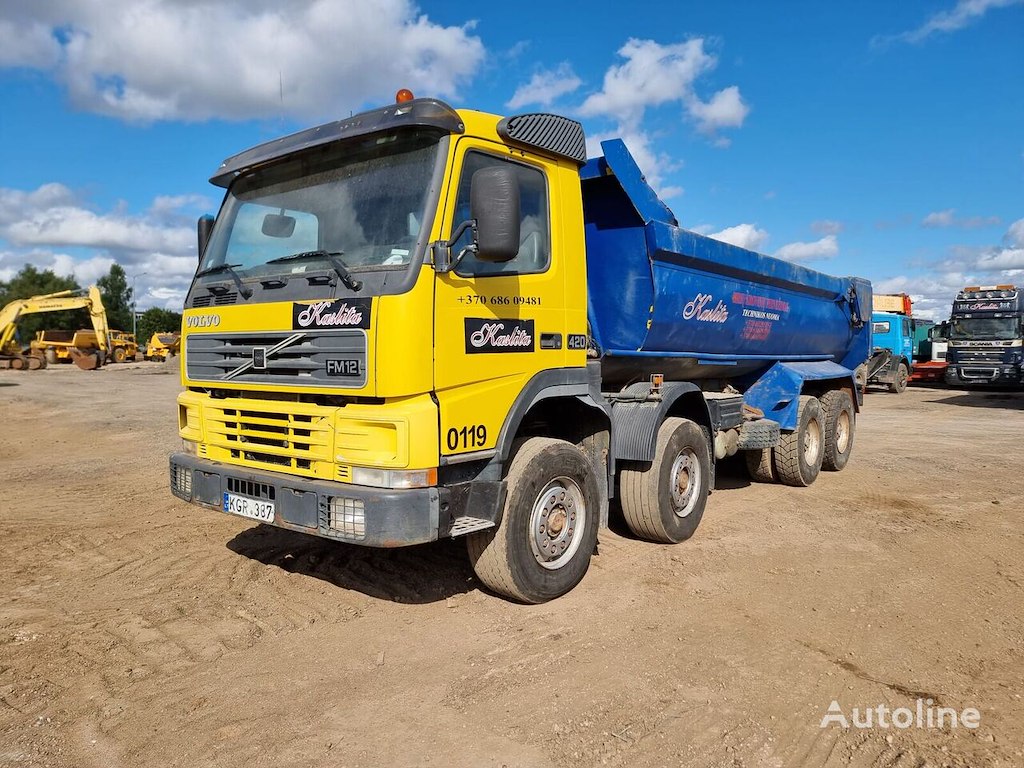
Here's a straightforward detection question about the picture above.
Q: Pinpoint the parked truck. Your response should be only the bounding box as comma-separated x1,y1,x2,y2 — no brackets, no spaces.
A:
144,332,181,361
32,328,138,364
169,94,872,602
946,285,1024,387
912,320,950,383
867,310,914,393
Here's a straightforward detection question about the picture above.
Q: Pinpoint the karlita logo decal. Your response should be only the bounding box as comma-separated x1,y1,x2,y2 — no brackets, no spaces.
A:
292,298,371,330
465,318,535,353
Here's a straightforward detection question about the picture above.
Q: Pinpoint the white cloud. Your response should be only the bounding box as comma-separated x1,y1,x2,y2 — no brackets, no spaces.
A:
578,37,748,198
0,18,61,68
811,219,844,235
922,208,1001,228
774,235,839,262
709,223,768,252
578,38,749,141
874,0,1023,46
0,0,485,122
686,86,750,136
579,38,716,128
876,218,1024,319
507,63,582,110
0,184,201,310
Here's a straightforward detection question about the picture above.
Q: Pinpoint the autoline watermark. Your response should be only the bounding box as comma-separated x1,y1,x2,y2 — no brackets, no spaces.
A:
820,699,981,730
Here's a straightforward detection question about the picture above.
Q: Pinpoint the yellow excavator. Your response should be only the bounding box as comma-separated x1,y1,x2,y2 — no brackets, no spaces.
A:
0,286,111,370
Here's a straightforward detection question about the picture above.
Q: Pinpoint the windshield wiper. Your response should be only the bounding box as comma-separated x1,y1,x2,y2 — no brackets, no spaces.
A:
266,250,363,291
195,262,253,298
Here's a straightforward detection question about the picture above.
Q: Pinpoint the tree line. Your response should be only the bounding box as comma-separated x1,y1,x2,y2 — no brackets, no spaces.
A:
0,264,182,347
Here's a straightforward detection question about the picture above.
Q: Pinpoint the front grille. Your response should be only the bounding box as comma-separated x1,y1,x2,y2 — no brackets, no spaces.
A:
204,399,333,476
186,330,367,388
955,350,1004,363
960,367,998,379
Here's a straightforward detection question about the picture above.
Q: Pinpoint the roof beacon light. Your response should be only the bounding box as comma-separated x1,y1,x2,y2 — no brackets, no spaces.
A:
396,89,414,103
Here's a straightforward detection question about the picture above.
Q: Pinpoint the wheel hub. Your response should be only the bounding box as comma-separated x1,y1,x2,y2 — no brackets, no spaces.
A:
530,477,586,570
669,449,700,518
803,418,822,465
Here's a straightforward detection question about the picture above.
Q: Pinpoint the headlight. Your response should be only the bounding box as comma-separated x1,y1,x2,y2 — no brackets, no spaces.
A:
350,466,438,489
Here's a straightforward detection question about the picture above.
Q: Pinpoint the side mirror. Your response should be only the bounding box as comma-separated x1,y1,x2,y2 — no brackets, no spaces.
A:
471,166,520,262
197,214,215,262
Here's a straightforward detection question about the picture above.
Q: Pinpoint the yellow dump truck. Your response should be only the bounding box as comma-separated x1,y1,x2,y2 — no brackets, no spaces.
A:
144,332,181,361
170,93,870,602
32,328,137,363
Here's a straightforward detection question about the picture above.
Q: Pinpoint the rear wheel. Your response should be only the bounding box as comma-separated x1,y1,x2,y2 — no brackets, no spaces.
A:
820,390,855,471
773,396,824,487
889,362,909,393
467,438,600,603
745,448,777,483
620,417,711,544
44,348,58,365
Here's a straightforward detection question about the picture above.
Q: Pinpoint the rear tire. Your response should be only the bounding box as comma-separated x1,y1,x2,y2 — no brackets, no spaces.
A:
467,438,600,603
773,396,824,487
745,448,777,483
889,362,909,393
44,348,58,365
619,417,711,544
820,390,855,471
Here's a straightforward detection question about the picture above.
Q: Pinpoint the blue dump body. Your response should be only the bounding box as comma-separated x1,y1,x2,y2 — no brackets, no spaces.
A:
581,140,872,396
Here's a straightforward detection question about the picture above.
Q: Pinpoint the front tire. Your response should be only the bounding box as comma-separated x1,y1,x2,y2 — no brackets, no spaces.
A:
112,346,127,363
889,362,909,393
620,417,711,544
467,437,600,603
773,396,824,487
820,390,855,471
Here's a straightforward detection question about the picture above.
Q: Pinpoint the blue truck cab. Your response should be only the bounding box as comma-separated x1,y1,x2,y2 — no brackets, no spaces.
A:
869,311,914,393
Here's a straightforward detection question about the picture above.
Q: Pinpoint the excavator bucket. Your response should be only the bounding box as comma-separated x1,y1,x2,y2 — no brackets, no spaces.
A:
70,347,103,370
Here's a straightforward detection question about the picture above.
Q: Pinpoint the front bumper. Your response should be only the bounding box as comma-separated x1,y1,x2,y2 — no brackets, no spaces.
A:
945,365,1022,387
170,453,441,547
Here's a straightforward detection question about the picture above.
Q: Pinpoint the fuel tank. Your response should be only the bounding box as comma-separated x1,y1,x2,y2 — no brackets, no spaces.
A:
581,140,872,389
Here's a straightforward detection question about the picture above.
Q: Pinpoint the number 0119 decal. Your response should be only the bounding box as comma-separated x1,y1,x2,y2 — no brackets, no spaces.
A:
446,424,487,452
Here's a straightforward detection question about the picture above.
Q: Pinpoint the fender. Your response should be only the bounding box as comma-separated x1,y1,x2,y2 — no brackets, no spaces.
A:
610,381,712,462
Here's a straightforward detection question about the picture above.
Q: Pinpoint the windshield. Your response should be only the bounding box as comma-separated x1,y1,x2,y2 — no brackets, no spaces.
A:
200,129,443,277
950,317,1020,340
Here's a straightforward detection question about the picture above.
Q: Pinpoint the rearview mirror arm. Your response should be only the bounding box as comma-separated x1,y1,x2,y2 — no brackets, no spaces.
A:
431,219,477,274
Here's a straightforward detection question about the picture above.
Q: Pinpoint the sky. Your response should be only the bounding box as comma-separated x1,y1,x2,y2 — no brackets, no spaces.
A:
0,0,1021,320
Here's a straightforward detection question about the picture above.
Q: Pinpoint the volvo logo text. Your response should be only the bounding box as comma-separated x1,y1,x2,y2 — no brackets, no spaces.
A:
186,314,221,328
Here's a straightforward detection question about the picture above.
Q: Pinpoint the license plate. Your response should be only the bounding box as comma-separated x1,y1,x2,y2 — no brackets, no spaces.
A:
223,492,275,522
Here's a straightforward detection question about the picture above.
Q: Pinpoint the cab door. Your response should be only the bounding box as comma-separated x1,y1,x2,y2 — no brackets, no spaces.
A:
433,140,566,461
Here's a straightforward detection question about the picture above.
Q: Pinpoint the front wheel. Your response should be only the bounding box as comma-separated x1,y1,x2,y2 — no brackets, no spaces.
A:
889,362,909,394
619,417,711,543
467,437,600,603
112,346,127,363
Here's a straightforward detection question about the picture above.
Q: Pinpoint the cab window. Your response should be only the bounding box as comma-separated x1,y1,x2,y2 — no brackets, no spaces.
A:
452,151,550,276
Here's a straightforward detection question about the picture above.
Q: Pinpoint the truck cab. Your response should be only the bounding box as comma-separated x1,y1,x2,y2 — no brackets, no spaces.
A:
946,286,1024,387
868,311,914,392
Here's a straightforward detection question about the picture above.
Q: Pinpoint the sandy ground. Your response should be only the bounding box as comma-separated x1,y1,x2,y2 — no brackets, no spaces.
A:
0,363,1022,768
